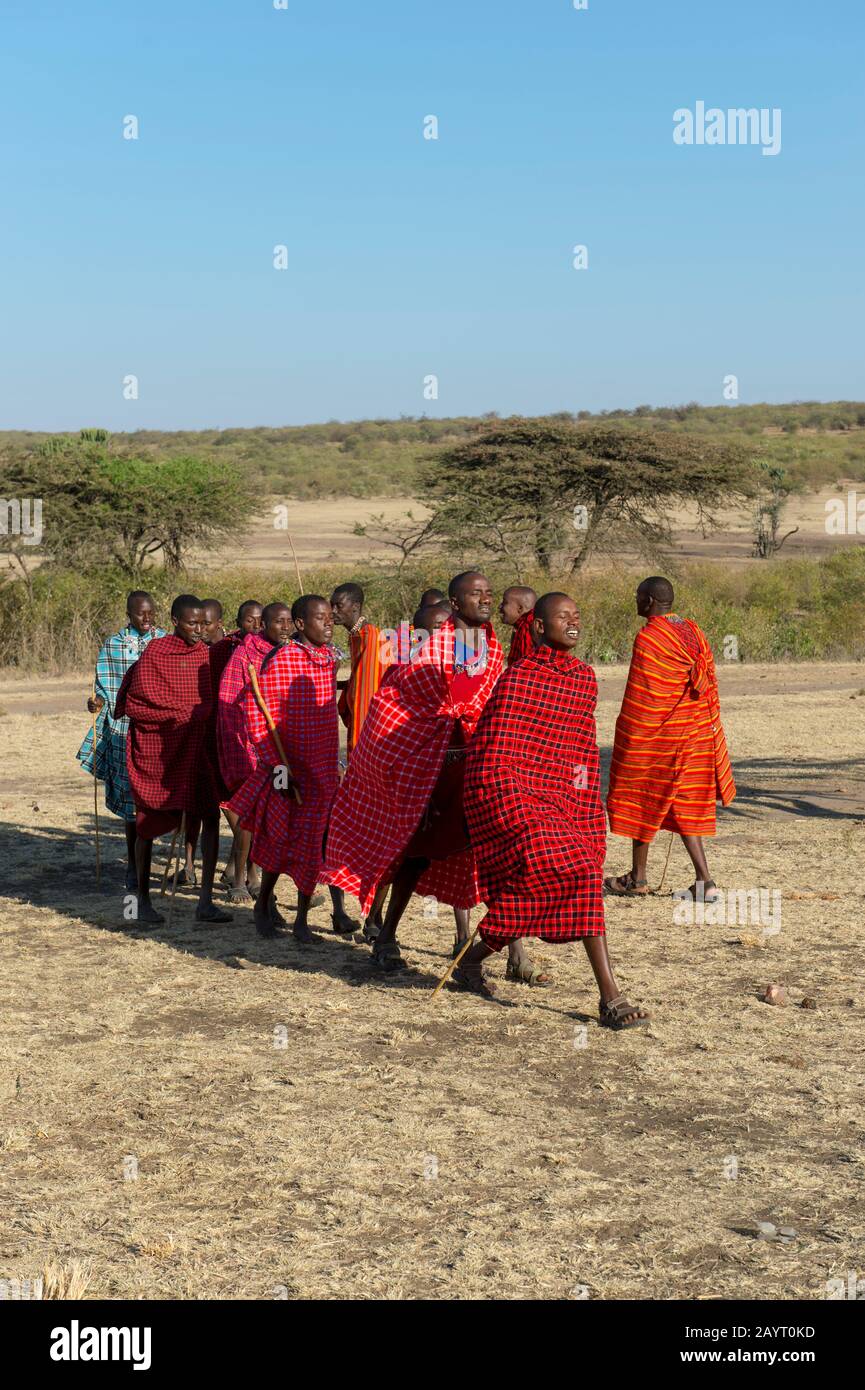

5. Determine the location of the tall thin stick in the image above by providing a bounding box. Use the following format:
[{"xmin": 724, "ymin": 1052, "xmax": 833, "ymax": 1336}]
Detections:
[
  {"xmin": 167, "ymin": 811, "xmax": 186, "ymax": 929},
  {"xmin": 247, "ymin": 663, "xmax": 302, "ymax": 805},
  {"xmin": 159, "ymin": 825, "xmax": 180, "ymax": 896},
  {"xmin": 431, "ymin": 927, "xmax": 479, "ymax": 1001},
  {"xmin": 286, "ymin": 531, "xmax": 303, "ymax": 593},
  {"xmin": 91, "ymin": 687, "xmax": 101, "ymax": 887},
  {"xmin": 653, "ymin": 832, "xmax": 675, "ymax": 895}
]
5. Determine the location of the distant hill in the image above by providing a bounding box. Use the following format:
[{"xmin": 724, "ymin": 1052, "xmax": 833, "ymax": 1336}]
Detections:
[{"xmin": 2, "ymin": 401, "xmax": 864, "ymax": 498}]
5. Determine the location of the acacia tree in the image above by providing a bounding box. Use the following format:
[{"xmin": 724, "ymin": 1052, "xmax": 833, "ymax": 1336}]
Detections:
[
  {"xmin": 424, "ymin": 419, "xmax": 757, "ymax": 572},
  {"xmin": 0, "ymin": 432, "xmax": 253, "ymax": 578}
]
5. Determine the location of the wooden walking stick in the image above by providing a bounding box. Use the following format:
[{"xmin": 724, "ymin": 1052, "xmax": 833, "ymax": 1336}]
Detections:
[
  {"xmin": 247, "ymin": 663, "xmax": 302, "ymax": 805},
  {"xmin": 91, "ymin": 685, "xmax": 101, "ymax": 887},
  {"xmin": 286, "ymin": 531, "xmax": 303, "ymax": 594},
  {"xmin": 430, "ymin": 926, "xmax": 479, "ymax": 1001},
  {"xmin": 167, "ymin": 812, "xmax": 186, "ymax": 929},
  {"xmin": 652, "ymin": 831, "xmax": 675, "ymax": 895},
  {"xmin": 159, "ymin": 824, "xmax": 180, "ymax": 896}
]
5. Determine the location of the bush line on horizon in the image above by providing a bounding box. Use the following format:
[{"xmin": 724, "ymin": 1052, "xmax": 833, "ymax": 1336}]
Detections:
[{"xmin": 1, "ymin": 550, "xmax": 862, "ymax": 674}]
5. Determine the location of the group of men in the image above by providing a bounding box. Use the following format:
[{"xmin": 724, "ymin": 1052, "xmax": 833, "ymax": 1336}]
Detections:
[{"xmin": 78, "ymin": 571, "xmax": 736, "ymax": 1031}]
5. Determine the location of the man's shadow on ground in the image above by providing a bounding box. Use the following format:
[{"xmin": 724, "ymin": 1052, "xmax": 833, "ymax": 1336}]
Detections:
[
  {"xmin": 597, "ymin": 748, "xmax": 864, "ymax": 822},
  {"xmin": 0, "ymin": 818, "xmax": 454, "ymax": 994}
]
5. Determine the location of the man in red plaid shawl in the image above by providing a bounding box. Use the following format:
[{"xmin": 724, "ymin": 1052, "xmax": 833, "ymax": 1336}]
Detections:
[
  {"xmin": 499, "ymin": 585, "xmax": 537, "ymax": 666},
  {"xmin": 217, "ymin": 601, "xmax": 293, "ymax": 903},
  {"xmin": 458, "ymin": 592, "xmax": 649, "ymax": 1029},
  {"xmin": 324, "ymin": 571, "xmax": 503, "ymax": 972},
  {"xmin": 228, "ymin": 595, "xmax": 356, "ymax": 942},
  {"xmin": 115, "ymin": 595, "xmax": 232, "ymax": 927}
]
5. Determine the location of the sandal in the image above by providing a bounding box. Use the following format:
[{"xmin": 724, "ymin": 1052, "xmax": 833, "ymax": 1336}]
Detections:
[
  {"xmin": 506, "ymin": 958, "xmax": 553, "ymax": 987},
  {"xmin": 604, "ymin": 873, "xmax": 649, "ymax": 897},
  {"xmin": 331, "ymin": 912, "xmax": 359, "ymax": 936},
  {"xmin": 371, "ymin": 939, "xmax": 406, "ymax": 973},
  {"xmin": 599, "ymin": 994, "xmax": 649, "ymax": 1031},
  {"xmin": 361, "ymin": 919, "xmax": 381, "ymax": 944},
  {"xmin": 672, "ymin": 880, "xmax": 720, "ymax": 904},
  {"xmin": 451, "ymin": 963, "xmax": 496, "ymax": 999},
  {"xmin": 227, "ymin": 883, "xmax": 253, "ymax": 904}
]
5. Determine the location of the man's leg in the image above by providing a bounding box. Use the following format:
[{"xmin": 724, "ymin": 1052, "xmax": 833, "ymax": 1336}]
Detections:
[
  {"xmin": 246, "ymin": 854, "xmax": 261, "ymax": 896},
  {"xmin": 451, "ymin": 910, "xmax": 547, "ymax": 985},
  {"xmin": 362, "ymin": 881, "xmax": 388, "ymax": 940},
  {"xmin": 254, "ymin": 869, "xmax": 282, "ymax": 936},
  {"xmin": 124, "ymin": 820, "xmax": 138, "ymax": 890},
  {"xmin": 292, "ymin": 890, "xmax": 314, "ymax": 944},
  {"xmin": 372, "ymin": 856, "xmax": 429, "ymax": 967},
  {"xmin": 679, "ymin": 834, "xmax": 714, "ymax": 892},
  {"xmin": 221, "ymin": 806, "xmax": 254, "ymax": 901},
  {"xmin": 604, "ymin": 839, "xmax": 649, "ymax": 895},
  {"xmin": 506, "ymin": 937, "xmax": 552, "ymax": 985},
  {"xmin": 454, "ymin": 937, "xmax": 496, "ymax": 992},
  {"xmin": 181, "ymin": 815, "xmax": 200, "ymax": 886},
  {"xmin": 453, "ymin": 907, "xmax": 471, "ymax": 946},
  {"xmin": 134, "ymin": 835, "xmax": 163, "ymax": 925},
  {"xmin": 631, "ymin": 840, "xmax": 650, "ymax": 883},
  {"xmin": 195, "ymin": 812, "xmax": 233, "ymax": 922},
  {"xmin": 254, "ymin": 871, "xmax": 312, "ymax": 943},
  {"xmin": 329, "ymin": 884, "xmax": 358, "ymax": 934},
  {"xmin": 582, "ymin": 935, "xmax": 648, "ymax": 1027}
]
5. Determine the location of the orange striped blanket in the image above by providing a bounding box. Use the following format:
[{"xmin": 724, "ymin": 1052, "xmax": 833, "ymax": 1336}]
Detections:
[
  {"xmin": 338, "ymin": 619, "xmax": 388, "ymax": 756},
  {"xmin": 607, "ymin": 614, "xmax": 735, "ymax": 842}
]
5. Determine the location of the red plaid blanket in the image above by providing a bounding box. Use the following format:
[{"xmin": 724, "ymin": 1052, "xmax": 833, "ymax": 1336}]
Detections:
[
  {"xmin": 464, "ymin": 644, "xmax": 606, "ymax": 949},
  {"xmin": 115, "ymin": 634, "xmax": 219, "ymax": 838},
  {"xmin": 324, "ymin": 619, "xmax": 503, "ymax": 913},
  {"xmin": 217, "ymin": 631, "xmax": 272, "ymax": 795},
  {"xmin": 506, "ymin": 608, "xmax": 535, "ymax": 666},
  {"xmin": 227, "ymin": 639, "xmax": 339, "ymax": 894}
]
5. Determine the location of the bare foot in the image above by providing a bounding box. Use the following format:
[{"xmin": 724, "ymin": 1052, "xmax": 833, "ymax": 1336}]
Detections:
[{"xmin": 255, "ymin": 905, "xmax": 287, "ymax": 938}]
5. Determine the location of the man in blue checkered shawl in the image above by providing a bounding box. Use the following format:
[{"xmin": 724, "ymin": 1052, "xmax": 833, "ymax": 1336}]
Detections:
[{"xmin": 77, "ymin": 591, "xmax": 166, "ymax": 888}]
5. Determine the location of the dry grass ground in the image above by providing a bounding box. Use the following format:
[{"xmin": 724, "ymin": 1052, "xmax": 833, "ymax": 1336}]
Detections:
[{"xmin": 1, "ymin": 663, "xmax": 863, "ymax": 1300}]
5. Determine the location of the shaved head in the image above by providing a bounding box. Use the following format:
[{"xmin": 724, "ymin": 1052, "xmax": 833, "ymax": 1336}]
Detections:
[
  {"xmin": 448, "ymin": 571, "xmax": 493, "ymax": 628},
  {"xmin": 419, "ymin": 587, "xmax": 446, "ymax": 607},
  {"xmin": 534, "ymin": 591, "xmax": 572, "ymax": 626},
  {"xmin": 261, "ymin": 601, "xmax": 290, "ymax": 626},
  {"xmin": 505, "ymin": 585, "xmax": 536, "ymax": 607},
  {"xmin": 413, "ymin": 600, "xmax": 451, "ymax": 631},
  {"xmin": 448, "ymin": 570, "xmax": 485, "ymax": 601},
  {"xmin": 637, "ymin": 575, "xmax": 674, "ymax": 615},
  {"xmin": 499, "ymin": 584, "xmax": 537, "ymax": 626}
]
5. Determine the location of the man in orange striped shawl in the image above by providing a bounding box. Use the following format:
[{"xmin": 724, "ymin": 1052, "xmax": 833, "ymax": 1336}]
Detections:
[
  {"xmin": 605, "ymin": 577, "xmax": 735, "ymax": 902},
  {"xmin": 331, "ymin": 582, "xmax": 389, "ymax": 757}
]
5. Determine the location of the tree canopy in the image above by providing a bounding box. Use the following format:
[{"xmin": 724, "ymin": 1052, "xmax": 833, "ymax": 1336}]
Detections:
[
  {"xmin": 423, "ymin": 418, "xmax": 759, "ymax": 572},
  {"xmin": 0, "ymin": 431, "xmax": 253, "ymax": 585}
]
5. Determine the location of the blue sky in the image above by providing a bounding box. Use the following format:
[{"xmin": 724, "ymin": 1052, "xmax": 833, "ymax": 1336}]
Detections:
[{"xmin": 1, "ymin": 0, "xmax": 862, "ymax": 429}]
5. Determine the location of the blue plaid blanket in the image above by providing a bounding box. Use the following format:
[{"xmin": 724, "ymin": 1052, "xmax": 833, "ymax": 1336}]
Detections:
[{"xmin": 76, "ymin": 625, "xmax": 166, "ymax": 820}]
